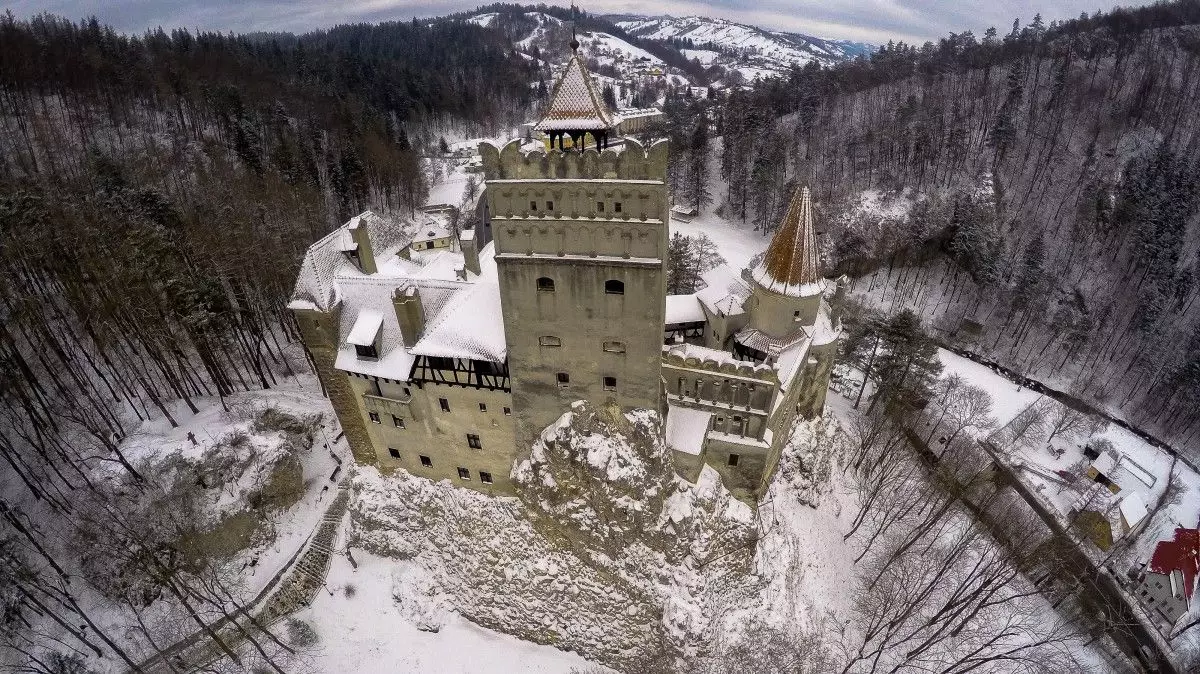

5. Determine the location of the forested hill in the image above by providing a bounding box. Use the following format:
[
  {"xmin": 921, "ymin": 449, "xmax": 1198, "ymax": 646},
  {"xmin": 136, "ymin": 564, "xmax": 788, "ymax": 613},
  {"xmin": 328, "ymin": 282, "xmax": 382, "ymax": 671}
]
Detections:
[
  {"xmin": 717, "ymin": 0, "xmax": 1200, "ymax": 451},
  {"xmin": 0, "ymin": 13, "xmax": 535, "ymax": 508}
]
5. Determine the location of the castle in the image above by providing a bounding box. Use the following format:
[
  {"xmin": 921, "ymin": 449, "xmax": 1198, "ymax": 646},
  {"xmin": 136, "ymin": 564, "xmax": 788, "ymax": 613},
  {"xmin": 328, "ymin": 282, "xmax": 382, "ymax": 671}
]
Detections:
[{"xmin": 288, "ymin": 41, "xmax": 841, "ymax": 502}]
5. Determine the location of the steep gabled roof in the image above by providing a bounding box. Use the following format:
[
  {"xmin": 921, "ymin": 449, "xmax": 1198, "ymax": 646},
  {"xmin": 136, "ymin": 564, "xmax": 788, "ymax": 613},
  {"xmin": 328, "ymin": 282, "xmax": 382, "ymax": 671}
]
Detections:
[
  {"xmin": 534, "ymin": 52, "xmax": 616, "ymax": 132},
  {"xmin": 751, "ymin": 185, "xmax": 825, "ymax": 297}
]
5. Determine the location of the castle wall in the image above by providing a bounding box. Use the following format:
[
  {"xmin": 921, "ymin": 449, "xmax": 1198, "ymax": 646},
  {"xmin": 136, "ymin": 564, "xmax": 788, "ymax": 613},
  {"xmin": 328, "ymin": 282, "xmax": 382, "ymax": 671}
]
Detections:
[
  {"xmin": 292, "ymin": 307, "xmax": 376, "ymax": 464},
  {"xmin": 350, "ymin": 374, "xmax": 518, "ymax": 496}
]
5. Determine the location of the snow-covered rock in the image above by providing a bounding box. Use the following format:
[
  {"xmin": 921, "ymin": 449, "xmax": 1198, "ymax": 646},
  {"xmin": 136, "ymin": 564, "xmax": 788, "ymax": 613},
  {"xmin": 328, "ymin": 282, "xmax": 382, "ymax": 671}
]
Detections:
[{"xmin": 349, "ymin": 401, "xmax": 760, "ymax": 667}]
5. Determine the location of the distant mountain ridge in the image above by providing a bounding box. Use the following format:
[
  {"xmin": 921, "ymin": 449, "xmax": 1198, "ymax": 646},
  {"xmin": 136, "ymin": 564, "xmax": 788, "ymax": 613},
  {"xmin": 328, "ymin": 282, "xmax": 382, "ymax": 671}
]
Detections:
[{"xmin": 609, "ymin": 14, "xmax": 873, "ymax": 71}]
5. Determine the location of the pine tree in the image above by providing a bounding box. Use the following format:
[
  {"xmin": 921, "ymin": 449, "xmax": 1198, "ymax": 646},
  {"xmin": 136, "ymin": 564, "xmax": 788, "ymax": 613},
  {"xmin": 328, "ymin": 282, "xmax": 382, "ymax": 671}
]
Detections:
[
  {"xmin": 685, "ymin": 113, "xmax": 711, "ymax": 212},
  {"xmin": 867, "ymin": 310, "xmax": 944, "ymax": 415}
]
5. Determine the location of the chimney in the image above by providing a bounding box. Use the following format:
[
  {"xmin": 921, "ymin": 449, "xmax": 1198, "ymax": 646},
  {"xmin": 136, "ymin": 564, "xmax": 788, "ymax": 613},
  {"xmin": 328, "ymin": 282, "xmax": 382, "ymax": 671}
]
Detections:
[
  {"xmin": 348, "ymin": 213, "xmax": 378, "ymax": 274},
  {"xmin": 460, "ymin": 228, "xmax": 480, "ymax": 276},
  {"xmin": 393, "ymin": 285, "xmax": 426, "ymax": 348}
]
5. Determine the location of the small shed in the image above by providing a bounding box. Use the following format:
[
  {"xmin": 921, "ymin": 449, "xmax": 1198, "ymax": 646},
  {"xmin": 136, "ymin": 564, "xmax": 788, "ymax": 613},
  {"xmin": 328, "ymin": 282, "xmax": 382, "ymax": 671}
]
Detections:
[{"xmin": 1119, "ymin": 493, "xmax": 1149, "ymax": 534}]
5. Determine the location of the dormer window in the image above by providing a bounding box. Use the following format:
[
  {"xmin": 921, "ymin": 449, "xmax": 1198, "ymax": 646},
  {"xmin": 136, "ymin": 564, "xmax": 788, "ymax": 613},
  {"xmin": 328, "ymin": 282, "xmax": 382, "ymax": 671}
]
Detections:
[{"xmin": 347, "ymin": 310, "xmax": 384, "ymax": 361}]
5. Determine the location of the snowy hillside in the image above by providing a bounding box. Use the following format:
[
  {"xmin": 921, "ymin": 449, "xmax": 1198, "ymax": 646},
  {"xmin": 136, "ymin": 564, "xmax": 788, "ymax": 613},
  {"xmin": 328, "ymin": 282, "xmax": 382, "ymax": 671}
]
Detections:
[{"xmin": 612, "ymin": 14, "xmax": 872, "ymax": 75}]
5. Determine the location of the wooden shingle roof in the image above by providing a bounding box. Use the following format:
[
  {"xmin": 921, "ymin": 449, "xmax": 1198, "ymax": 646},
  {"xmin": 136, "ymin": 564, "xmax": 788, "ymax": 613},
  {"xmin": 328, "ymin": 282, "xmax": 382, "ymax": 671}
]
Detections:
[
  {"xmin": 535, "ymin": 52, "xmax": 616, "ymax": 132},
  {"xmin": 751, "ymin": 185, "xmax": 825, "ymax": 297}
]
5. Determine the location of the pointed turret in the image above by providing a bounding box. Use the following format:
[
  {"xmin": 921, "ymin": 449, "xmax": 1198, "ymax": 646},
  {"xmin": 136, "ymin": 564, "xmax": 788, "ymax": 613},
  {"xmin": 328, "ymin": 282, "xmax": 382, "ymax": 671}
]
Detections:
[
  {"xmin": 535, "ymin": 32, "xmax": 619, "ymax": 150},
  {"xmin": 750, "ymin": 185, "xmax": 824, "ymax": 298}
]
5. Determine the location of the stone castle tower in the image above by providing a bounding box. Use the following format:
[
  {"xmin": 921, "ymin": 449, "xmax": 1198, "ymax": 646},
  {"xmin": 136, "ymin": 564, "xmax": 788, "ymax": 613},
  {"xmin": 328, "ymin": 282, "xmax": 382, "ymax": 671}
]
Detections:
[{"xmin": 482, "ymin": 36, "xmax": 668, "ymax": 451}]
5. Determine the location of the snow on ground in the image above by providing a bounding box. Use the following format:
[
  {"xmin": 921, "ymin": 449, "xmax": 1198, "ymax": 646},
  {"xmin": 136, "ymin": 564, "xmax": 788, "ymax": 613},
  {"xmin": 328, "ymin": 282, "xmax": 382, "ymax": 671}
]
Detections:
[
  {"xmin": 581, "ymin": 32, "xmax": 663, "ymax": 66},
  {"xmin": 299, "ymin": 552, "xmax": 603, "ymax": 674},
  {"xmin": 670, "ymin": 209, "xmax": 768, "ymax": 272},
  {"xmin": 113, "ymin": 373, "xmax": 347, "ymax": 601},
  {"xmin": 681, "ymin": 48, "xmax": 720, "ymax": 65},
  {"xmin": 938, "ymin": 349, "xmax": 1043, "ymax": 426}
]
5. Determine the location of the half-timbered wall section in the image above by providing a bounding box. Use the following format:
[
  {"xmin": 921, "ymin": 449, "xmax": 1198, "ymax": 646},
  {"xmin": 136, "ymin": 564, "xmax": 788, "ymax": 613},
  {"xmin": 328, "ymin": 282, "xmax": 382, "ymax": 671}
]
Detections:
[{"xmin": 411, "ymin": 356, "xmax": 511, "ymax": 391}]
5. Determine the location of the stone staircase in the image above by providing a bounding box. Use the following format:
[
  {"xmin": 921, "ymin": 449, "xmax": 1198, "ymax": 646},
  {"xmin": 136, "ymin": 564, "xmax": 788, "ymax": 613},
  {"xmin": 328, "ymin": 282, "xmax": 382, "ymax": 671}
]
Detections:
[{"xmin": 135, "ymin": 474, "xmax": 353, "ymax": 673}]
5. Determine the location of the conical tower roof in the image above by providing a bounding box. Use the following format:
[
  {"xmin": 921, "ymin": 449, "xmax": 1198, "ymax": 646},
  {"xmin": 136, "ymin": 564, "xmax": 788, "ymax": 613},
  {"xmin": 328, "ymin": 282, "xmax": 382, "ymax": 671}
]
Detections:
[
  {"xmin": 750, "ymin": 185, "xmax": 825, "ymax": 297},
  {"xmin": 534, "ymin": 41, "xmax": 617, "ymax": 132}
]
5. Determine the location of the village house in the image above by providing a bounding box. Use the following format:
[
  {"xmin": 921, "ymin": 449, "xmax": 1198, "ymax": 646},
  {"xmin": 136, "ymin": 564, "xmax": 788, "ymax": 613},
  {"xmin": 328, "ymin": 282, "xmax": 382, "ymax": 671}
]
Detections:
[
  {"xmin": 288, "ymin": 37, "xmax": 841, "ymax": 503},
  {"xmin": 1133, "ymin": 525, "xmax": 1200, "ymax": 629}
]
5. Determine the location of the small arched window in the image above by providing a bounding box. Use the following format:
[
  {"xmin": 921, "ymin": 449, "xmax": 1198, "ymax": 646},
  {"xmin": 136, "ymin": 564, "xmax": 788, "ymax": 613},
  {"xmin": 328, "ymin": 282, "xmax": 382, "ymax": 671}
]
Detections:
[
  {"xmin": 537, "ymin": 277, "xmax": 555, "ymax": 292},
  {"xmin": 604, "ymin": 279, "xmax": 625, "ymax": 295}
]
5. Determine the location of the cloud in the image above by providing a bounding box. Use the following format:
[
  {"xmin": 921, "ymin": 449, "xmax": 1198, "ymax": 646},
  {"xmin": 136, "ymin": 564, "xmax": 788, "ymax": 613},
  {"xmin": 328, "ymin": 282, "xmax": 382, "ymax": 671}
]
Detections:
[{"xmin": 5, "ymin": 0, "xmax": 1135, "ymax": 44}]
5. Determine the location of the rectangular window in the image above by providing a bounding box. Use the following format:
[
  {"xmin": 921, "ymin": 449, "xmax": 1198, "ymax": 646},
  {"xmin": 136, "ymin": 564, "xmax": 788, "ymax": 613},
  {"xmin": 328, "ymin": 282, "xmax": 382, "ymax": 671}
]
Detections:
[
  {"xmin": 614, "ymin": 201, "xmax": 622, "ymax": 213},
  {"xmin": 603, "ymin": 376, "xmax": 617, "ymax": 391},
  {"xmin": 557, "ymin": 372, "xmax": 570, "ymax": 388},
  {"xmin": 602, "ymin": 340, "xmax": 626, "ymax": 353},
  {"xmin": 480, "ymin": 471, "xmax": 494, "ymax": 484},
  {"xmin": 597, "ymin": 201, "xmax": 605, "ymax": 212},
  {"xmin": 403, "ymin": 387, "xmax": 411, "ymax": 396},
  {"xmin": 388, "ymin": 447, "xmax": 400, "ymax": 459},
  {"xmin": 546, "ymin": 200, "xmax": 553, "ymax": 210},
  {"xmin": 539, "ymin": 335, "xmax": 562, "ymax": 347},
  {"xmin": 439, "ymin": 398, "xmax": 450, "ymax": 412},
  {"xmin": 503, "ymin": 407, "xmax": 511, "ymax": 416},
  {"xmin": 467, "ymin": 433, "xmax": 482, "ymax": 449},
  {"xmin": 392, "ymin": 415, "xmax": 405, "ymax": 428},
  {"xmin": 419, "ymin": 455, "xmax": 432, "ymax": 467},
  {"xmin": 457, "ymin": 467, "xmax": 471, "ymax": 480},
  {"xmin": 479, "ymin": 402, "xmax": 487, "ymax": 412},
  {"xmin": 728, "ymin": 453, "xmax": 740, "ymax": 467},
  {"xmin": 368, "ymin": 411, "xmax": 381, "ymax": 424},
  {"xmin": 530, "ymin": 200, "xmax": 537, "ymax": 211}
]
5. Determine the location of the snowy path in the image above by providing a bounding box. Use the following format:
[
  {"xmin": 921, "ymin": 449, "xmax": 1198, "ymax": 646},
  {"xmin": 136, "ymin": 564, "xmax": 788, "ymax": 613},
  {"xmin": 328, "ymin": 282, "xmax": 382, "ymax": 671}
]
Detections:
[{"xmin": 134, "ymin": 477, "xmax": 353, "ymax": 673}]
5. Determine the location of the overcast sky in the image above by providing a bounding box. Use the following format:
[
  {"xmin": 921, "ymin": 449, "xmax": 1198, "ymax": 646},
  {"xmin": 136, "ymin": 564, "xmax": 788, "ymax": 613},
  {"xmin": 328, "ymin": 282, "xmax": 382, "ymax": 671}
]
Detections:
[{"xmin": 6, "ymin": 0, "xmax": 1141, "ymax": 44}]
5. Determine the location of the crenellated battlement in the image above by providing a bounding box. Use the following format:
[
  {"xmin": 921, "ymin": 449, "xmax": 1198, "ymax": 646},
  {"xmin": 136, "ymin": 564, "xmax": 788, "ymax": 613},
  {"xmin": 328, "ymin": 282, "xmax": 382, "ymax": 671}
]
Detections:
[
  {"xmin": 480, "ymin": 138, "xmax": 669, "ymax": 182},
  {"xmin": 661, "ymin": 344, "xmax": 779, "ymax": 384}
]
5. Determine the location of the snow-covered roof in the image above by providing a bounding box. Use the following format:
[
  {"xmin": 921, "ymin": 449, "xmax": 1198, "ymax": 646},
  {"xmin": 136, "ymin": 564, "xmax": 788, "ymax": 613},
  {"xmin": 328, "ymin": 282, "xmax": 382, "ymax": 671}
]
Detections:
[
  {"xmin": 289, "ymin": 210, "xmax": 412, "ymax": 312},
  {"xmin": 535, "ymin": 50, "xmax": 617, "ymax": 132},
  {"xmin": 695, "ymin": 265, "xmax": 751, "ymax": 317},
  {"xmin": 410, "ymin": 282, "xmax": 507, "ymax": 362},
  {"xmin": 291, "ymin": 206, "xmax": 506, "ymax": 379},
  {"xmin": 412, "ymin": 224, "xmax": 452, "ymax": 245},
  {"xmin": 616, "ymin": 107, "xmax": 662, "ymax": 120},
  {"xmin": 733, "ymin": 326, "xmax": 808, "ymax": 358},
  {"xmin": 1119, "ymin": 493, "xmax": 1148, "ymax": 527},
  {"xmin": 346, "ymin": 310, "xmax": 384, "ymax": 347},
  {"xmin": 665, "ymin": 404, "xmax": 711, "ymax": 456},
  {"xmin": 665, "ymin": 294, "xmax": 705, "ymax": 324},
  {"xmin": 1091, "ymin": 451, "xmax": 1118, "ymax": 476},
  {"xmin": 751, "ymin": 185, "xmax": 827, "ymax": 298}
]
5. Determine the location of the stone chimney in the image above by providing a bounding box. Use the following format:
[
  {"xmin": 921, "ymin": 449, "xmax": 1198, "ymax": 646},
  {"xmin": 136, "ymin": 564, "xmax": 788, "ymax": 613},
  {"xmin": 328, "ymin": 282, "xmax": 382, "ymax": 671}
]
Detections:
[
  {"xmin": 393, "ymin": 285, "xmax": 426, "ymax": 348},
  {"xmin": 348, "ymin": 213, "xmax": 378, "ymax": 274},
  {"xmin": 460, "ymin": 228, "xmax": 480, "ymax": 276}
]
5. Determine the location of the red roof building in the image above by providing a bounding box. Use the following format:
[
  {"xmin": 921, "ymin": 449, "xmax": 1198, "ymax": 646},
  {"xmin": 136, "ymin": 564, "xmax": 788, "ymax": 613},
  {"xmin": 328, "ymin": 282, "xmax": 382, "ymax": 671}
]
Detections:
[{"xmin": 1148, "ymin": 526, "xmax": 1200, "ymax": 604}]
